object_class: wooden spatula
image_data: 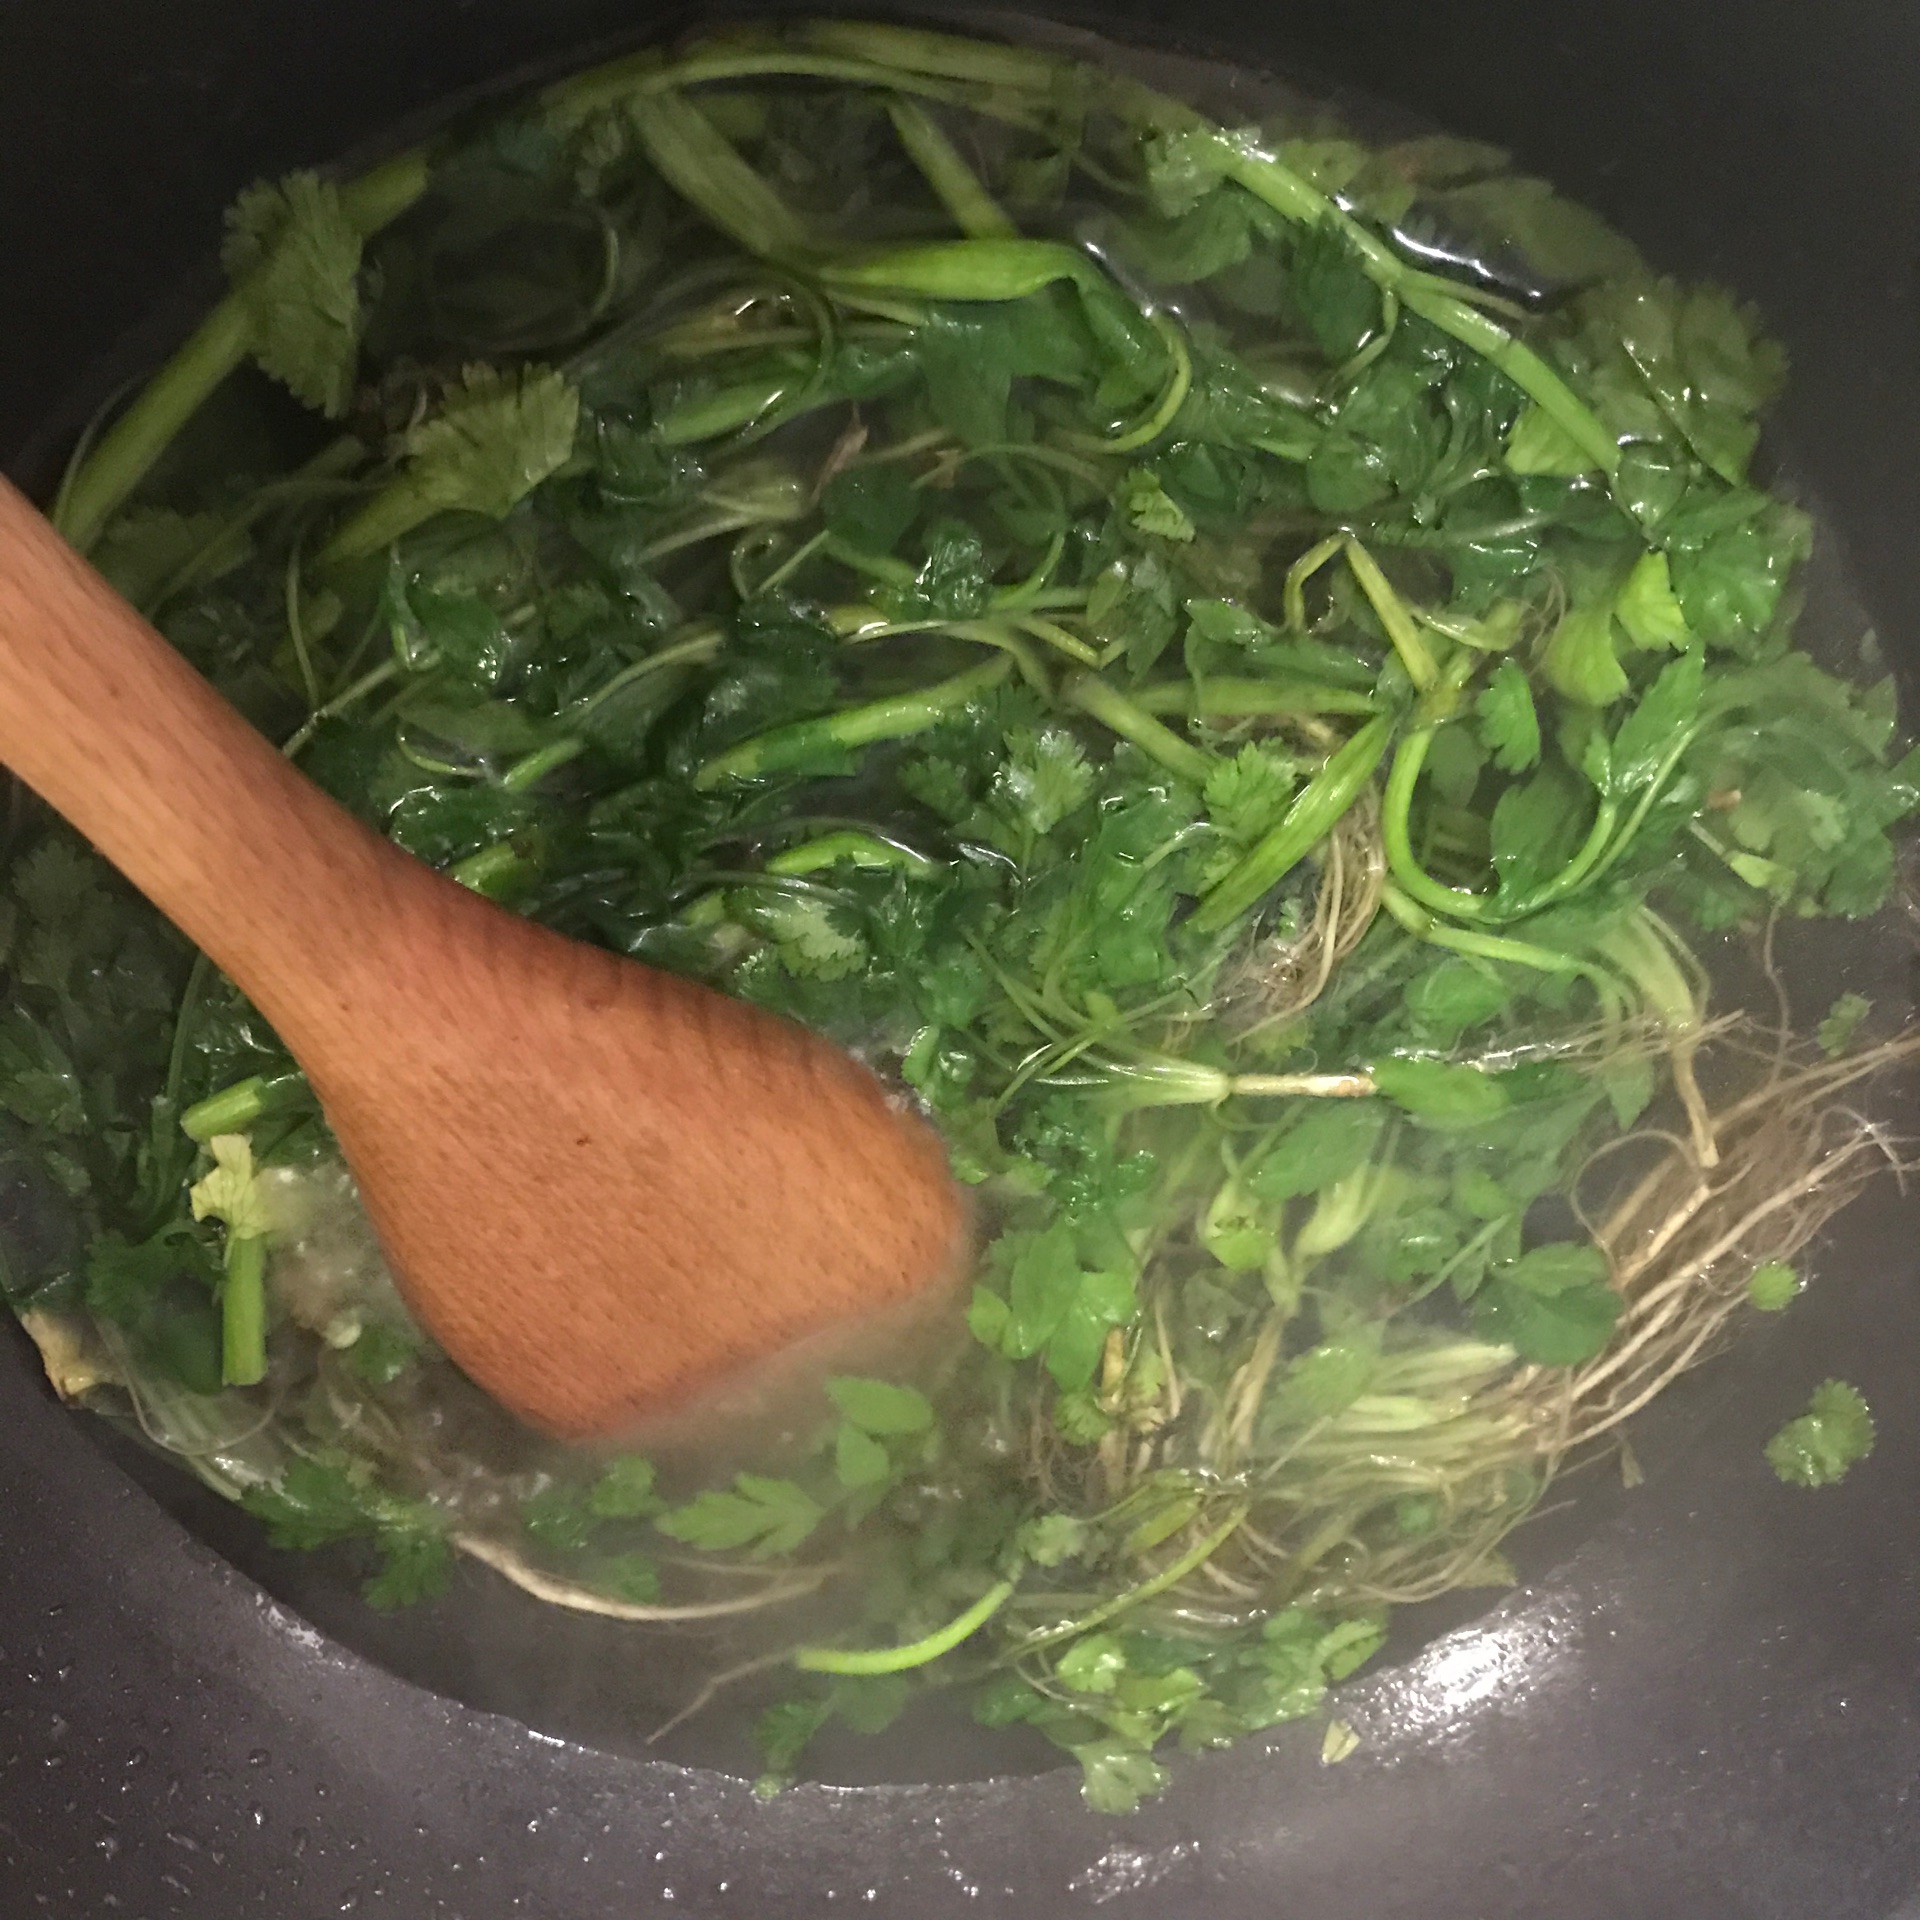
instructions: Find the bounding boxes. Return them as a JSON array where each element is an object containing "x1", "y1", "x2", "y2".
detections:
[{"x1": 0, "y1": 478, "x2": 967, "y2": 1440}]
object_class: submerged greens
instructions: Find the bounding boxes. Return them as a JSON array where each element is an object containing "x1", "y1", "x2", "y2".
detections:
[{"x1": 7, "y1": 18, "x2": 1915, "y2": 1810}]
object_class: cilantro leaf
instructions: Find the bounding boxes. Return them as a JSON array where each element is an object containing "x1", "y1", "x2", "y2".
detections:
[
  {"x1": 992, "y1": 727, "x2": 1094, "y2": 843},
  {"x1": 1121, "y1": 467, "x2": 1195, "y2": 542},
  {"x1": 1016, "y1": 1514, "x2": 1090, "y2": 1567},
  {"x1": 364, "y1": 1530, "x2": 453, "y2": 1611},
  {"x1": 753, "y1": 1697, "x2": 833, "y2": 1795},
  {"x1": 93, "y1": 508, "x2": 251, "y2": 614},
  {"x1": 656, "y1": 1474, "x2": 826, "y2": 1558},
  {"x1": 588, "y1": 1456, "x2": 661, "y2": 1519},
  {"x1": 826, "y1": 1376, "x2": 934, "y2": 1435},
  {"x1": 1086, "y1": 551, "x2": 1178, "y2": 676},
  {"x1": 222, "y1": 172, "x2": 365, "y2": 416},
  {"x1": 85, "y1": 1228, "x2": 202, "y2": 1328},
  {"x1": 1609, "y1": 648, "x2": 1703, "y2": 797},
  {"x1": 821, "y1": 464, "x2": 920, "y2": 556},
  {"x1": 1370, "y1": 1058, "x2": 1510, "y2": 1124},
  {"x1": 1070, "y1": 1739, "x2": 1170, "y2": 1814},
  {"x1": 1505, "y1": 401, "x2": 1601, "y2": 477},
  {"x1": 1614, "y1": 550, "x2": 1691, "y2": 651},
  {"x1": 242, "y1": 1456, "x2": 384, "y2": 1553},
  {"x1": 1057, "y1": 1632, "x2": 1127, "y2": 1694},
  {"x1": 1747, "y1": 1261, "x2": 1801, "y2": 1313},
  {"x1": 1542, "y1": 603, "x2": 1628, "y2": 706},
  {"x1": 329, "y1": 365, "x2": 579, "y2": 561},
  {"x1": 739, "y1": 893, "x2": 868, "y2": 980},
  {"x1": 1816, "y1": 992, "x2": 1871, "y2": 1057},
  {"x1": 1472, "y1": 1241, "x2": 1620, "y2": 1365},
  {"x1": 1204, "y1": 743, "x2": 1298, "y2": 849},
  {"x1": 1475, "y1": 658, "x2": 1540, "y2": 773},
  {"x1": 834, "y1": 1422, "x2": 892, "y2": 1490},
  {"x1": 1766, "y1": 1380, "x2": 1874, "y2": 1488},
  {"x1": 522, "y1": 1485, "x2": 597, "y2": 1555},
  {"x1": 1247, "y1": 1102, "x2": 1387, "y2": 1201},
  {"x1": 405, "y1": 363, "x2": 579, "y2": 519},
  {"x1": 597, "y1": 1551, "x2": 662, "y2": 1604}
]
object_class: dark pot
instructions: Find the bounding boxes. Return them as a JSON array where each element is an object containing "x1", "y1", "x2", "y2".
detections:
[{"x1": 5, "y1": 4, "x2": 1920, "y2": 1914}]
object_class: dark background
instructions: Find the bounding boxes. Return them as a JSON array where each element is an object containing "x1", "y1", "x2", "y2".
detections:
[{"x1": 5, "y1": 2, "x2": 1920, "y2": 1913}]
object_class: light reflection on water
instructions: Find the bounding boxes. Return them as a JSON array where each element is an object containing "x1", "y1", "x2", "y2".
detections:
[{"x1": 1343, "y1": 1595, "x2": 1584, "y2": 1755}]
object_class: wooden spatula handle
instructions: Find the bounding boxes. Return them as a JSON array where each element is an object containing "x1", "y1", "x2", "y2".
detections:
[{"x1": 0, "y1": 476, "x2": 400, "y2": 1043}]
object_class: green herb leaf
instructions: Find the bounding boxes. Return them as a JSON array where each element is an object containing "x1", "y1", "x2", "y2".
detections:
[
  {"x1": 1614, "y1": 550, "x2": 1691, "y2": 651},
  {"x1": 1542, "y1": 603, "x2": 1628, "y2": 706},
  {"x1": 1070, "y1": 1738, "x2": 1170, "y2": 1814},
  {"x1": 1472, "y1": 1242, "x2": 1620, "y2": 1365},
  {"x1": 1370, "y1": 1057, "x2": 1510, "y2": 1124},
  {"x1": 656, "y1": 1475, "x2": 826, "y2": 1558},
  {"x1": 1816, "y1": 992, "x2": 1871, "y2": 1057},
  {"x1": 827, "y1": 1376, "x2": 935, "y2": 1435},
  {"x1": 1247, "y1": 1102, "x2": 1387, "y2": 1201},
  {"x1": 588, "y1": 1456, "x2": 661, "y2": 1519},
  {"x1": 1475, "y1": 659, "x2": 1541, "y2": 774},
  {"x1": 364, "y1": 1530, "x2": 453, "y2": 1611},
  {"x1": 1747, "y1": 1261, "x2": 1801, "y2": 1312},
  {"x1": 834, "y1": 1421, "x2": 893, "y2": 1489},
  {"x1": 1204, "y1": 743, "x2": 1298, "y2": 850},
  {"x1": 1766, "y1": 1379, "x2": 1874, "y2": 1488},
  {"x1": 1121, "y1": 467, "x2": 1196, "y2": 543},
  {"x1": 1057, "y1": 1632, "x2": 1127, "y2": 1695},
  {"x1": 1505, "y1": 401, "x2": 1600, "y2": 477},
  {"x1": 222, "y1": 172, "x2": 365, "y2": 416}
]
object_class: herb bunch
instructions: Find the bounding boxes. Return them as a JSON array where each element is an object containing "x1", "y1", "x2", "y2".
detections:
[{"x1": 4, "y1": 19, "x2": 1912, "y2": 1811}]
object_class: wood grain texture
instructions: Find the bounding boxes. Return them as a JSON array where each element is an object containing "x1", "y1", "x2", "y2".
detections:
[{"x1": 0, "y1": 478, "x2": 967, "y2": 1438}]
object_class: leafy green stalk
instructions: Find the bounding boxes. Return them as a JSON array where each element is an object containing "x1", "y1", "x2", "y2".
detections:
[
  {"x1": 220, "y1": 1234, "x2": 267, "y2": 1388},
  {"x1": 885, "y1": 97, "x2": 1017, "y2": 240},
  {"x1": 181, "y1": 1070, "x2": 308, "y2": 1143},
  {"x1": 628, "y1": 87, "x2": 820, "y2": 263},
  {"x1": 1062, "y1": 672, "x2": 1213, "y2": 786},
  {"x1": 695, "y1": 655, "x2": 1012, "y2": 787},
  {"x1": 794, "y1": 1576, "x2": 1015, "y2": 1674},
  {"x1": 1195, "y1": 717, "x2": 1394, "y2": 931},
  {"x1": 58, "y1": 152, "x2": 429, "y2": 551}
]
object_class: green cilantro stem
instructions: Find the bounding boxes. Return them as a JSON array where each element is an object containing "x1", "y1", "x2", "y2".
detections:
[
  {"x1": 448, "y1": 843, "x2": 534, "y2": 898},
  {"x1": 885, "y1": 97, "x2": 1017, "y2": 240},
  {"x1": 501, "y1": 737, "x2": 588, "y2": 792},
  {"x1": 1381, "y1": 728, "x2": 1488, "y2": 920},
  {"x1": 794, "y1": 1576, "x2": 1016, "y2": 1674},
  {"x1": 572, "y1": 629, "x2": 725, "y2": 725},
  {"x1": 630, "y1": 87, "x2": 819, "y2": 264},
  {"x1": 1062, "y1": 672, "x2": 1213, "y2": 786},
  {"x1": 766, "y1": 832, "x2": 938, "y2": 879},
  {"x1": 802, "y1": 19, "x2": 1068, "y2": 90},
  {"x1": 1136, "y1": 678, "x2": 1379, "y2": 720},
  {"x1": 57, "y1": 151, "x2": 429, "y2": 552},
  {"x1": 182, "y1": 1070, "x2": 307, "y2": 1144},
  {"x1": 694, "y1": 655, "x2": 1012, "y2": 788},
  {"x1": 653, "y1": 374, "x2": 805, "y2": 448},
  {"x1": 1017, "y1": 1503, "x2": 1249, "y2": 1649},
  {"x1": 1194, "y1": 715, "x2": 1394, "y2": 931},
  {"x1": 1343, "y1": 540, "x2": 1438, "y2": 692},
  {"x1": 220, "y1": 1233, "x2": 268, "y2": 1387}
]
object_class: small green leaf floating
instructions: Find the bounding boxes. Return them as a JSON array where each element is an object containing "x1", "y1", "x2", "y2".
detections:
[{"x1": 1766, "y1": 1381, "x2": 1875, "y2": 1488}]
